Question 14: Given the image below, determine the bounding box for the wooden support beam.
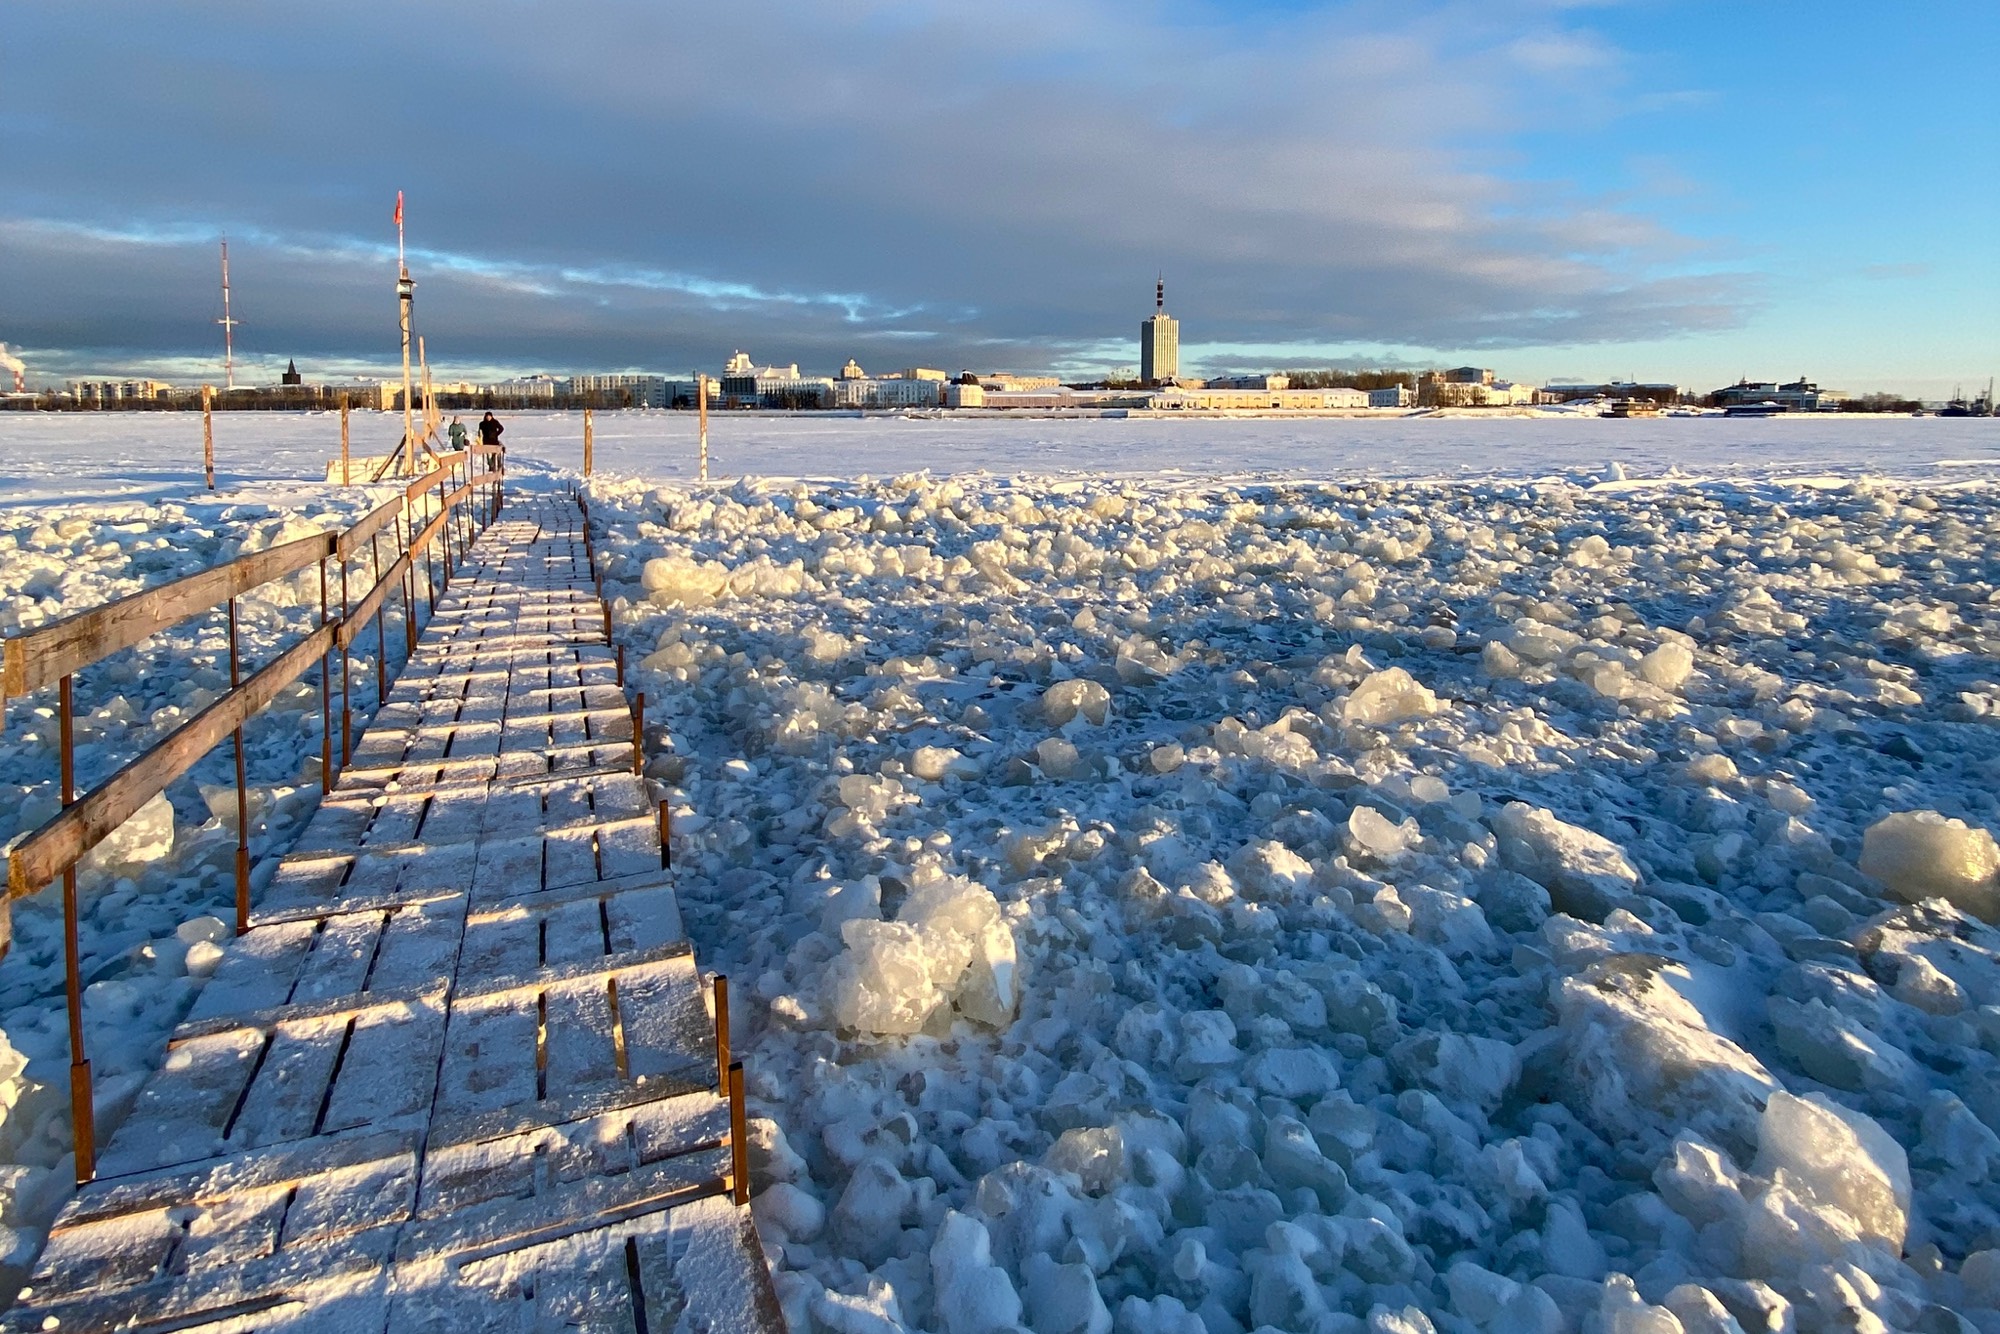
[336,497,405,562]
[3,533,336,698]
[7,621,339,899]
[335,552,414,651]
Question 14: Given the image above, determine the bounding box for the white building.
[479,376,564,401]
[835,377,944,409]
[570,374,668,407]
[979,373,1062,392]
[1369,385,1414,408]
[1145,386,1369,411]
[946,382,985,408]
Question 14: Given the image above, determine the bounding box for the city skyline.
[1,1,1994,398]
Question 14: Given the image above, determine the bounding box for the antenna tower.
[395,191,417,475]
[217,238,240,390]
[1156,274,1165,313]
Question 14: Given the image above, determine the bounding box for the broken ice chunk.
[1493,802,1640,921]
[1640,641,1696,692]
[909,745,962,781]
[924,1208,1016,1334]
[1558,955,1780,1158]
[1753,1091,1910,1255]
[1859,811,2000,920]
[1042,678,1112,727]
[1342,667,1443,726]
[1348,806,1418,862]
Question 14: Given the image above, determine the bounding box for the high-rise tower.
[1140,277,1179,386]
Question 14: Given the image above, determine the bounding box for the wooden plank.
[392,1144,729,1266]
[402,461,454,501]
[453,941,692,1007]
[7,620,338,898]
[542,977,620,1095]
[222,1015,351,1149]
[476,866,679,915]
[2,531,335,697]
[58,1127,416,1227]
[435,993,539,1118]
[664,1195,791,1334]
[318,997,448,1134]
[407,505,453,559]
[334,496,404,562]
[95,1030,267,1177]
[333,550,413,651]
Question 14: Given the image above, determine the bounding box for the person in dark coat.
[476,412,504,451]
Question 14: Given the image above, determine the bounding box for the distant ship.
[1724,401,1788,417]
[1938,379,1995,418]
[1605,399,1663,418]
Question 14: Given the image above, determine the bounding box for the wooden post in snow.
[697,374,709,483]
[202,386,216,490]
[583,408,594,477]
[340,396,351,485]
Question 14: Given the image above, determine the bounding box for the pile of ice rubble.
[581,469,2000,1334]
[0,483,403,1295]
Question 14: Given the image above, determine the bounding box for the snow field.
[585,468,2000,1334]
[0,477,422,1297]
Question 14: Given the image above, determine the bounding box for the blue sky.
[0,0,1993,397]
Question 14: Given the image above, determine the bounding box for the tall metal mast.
[217,238,240,390]
[395,192,416,475]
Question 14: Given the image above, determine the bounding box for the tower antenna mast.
[217,238,240,390]
[395,191,416,475]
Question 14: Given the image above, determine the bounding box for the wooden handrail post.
[339,396,351,486]
[714,975,730,1095]
[369,533,388,705]
[583,407,593,477]
[318,556,333,791]
[658,798,671,870]
[339,548,352,767]
[228,598,250,935]
[202,386,216,490]
[631,692,644,776]
[59,675,95,1185]
[728,1061,749,1206]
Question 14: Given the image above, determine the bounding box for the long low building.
[1145,385,1372,410]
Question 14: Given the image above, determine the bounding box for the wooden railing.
[0,444,502,1183]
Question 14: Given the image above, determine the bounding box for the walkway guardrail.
[0,443,503,1183]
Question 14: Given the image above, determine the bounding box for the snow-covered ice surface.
[3,409,2000,1332]
[575,421,2000,1334]
[496,409,2000,485]
[12,408,1995,496]
[0,426,428,1300]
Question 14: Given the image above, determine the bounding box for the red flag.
[393,191,404,228]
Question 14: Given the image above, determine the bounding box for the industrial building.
[1542,381,1681,405]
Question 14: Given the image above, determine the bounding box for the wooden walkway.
[6,493,784,1333]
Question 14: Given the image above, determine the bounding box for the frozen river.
[0,410,1994,506]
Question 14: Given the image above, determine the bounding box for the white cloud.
[0,0,1749,376]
